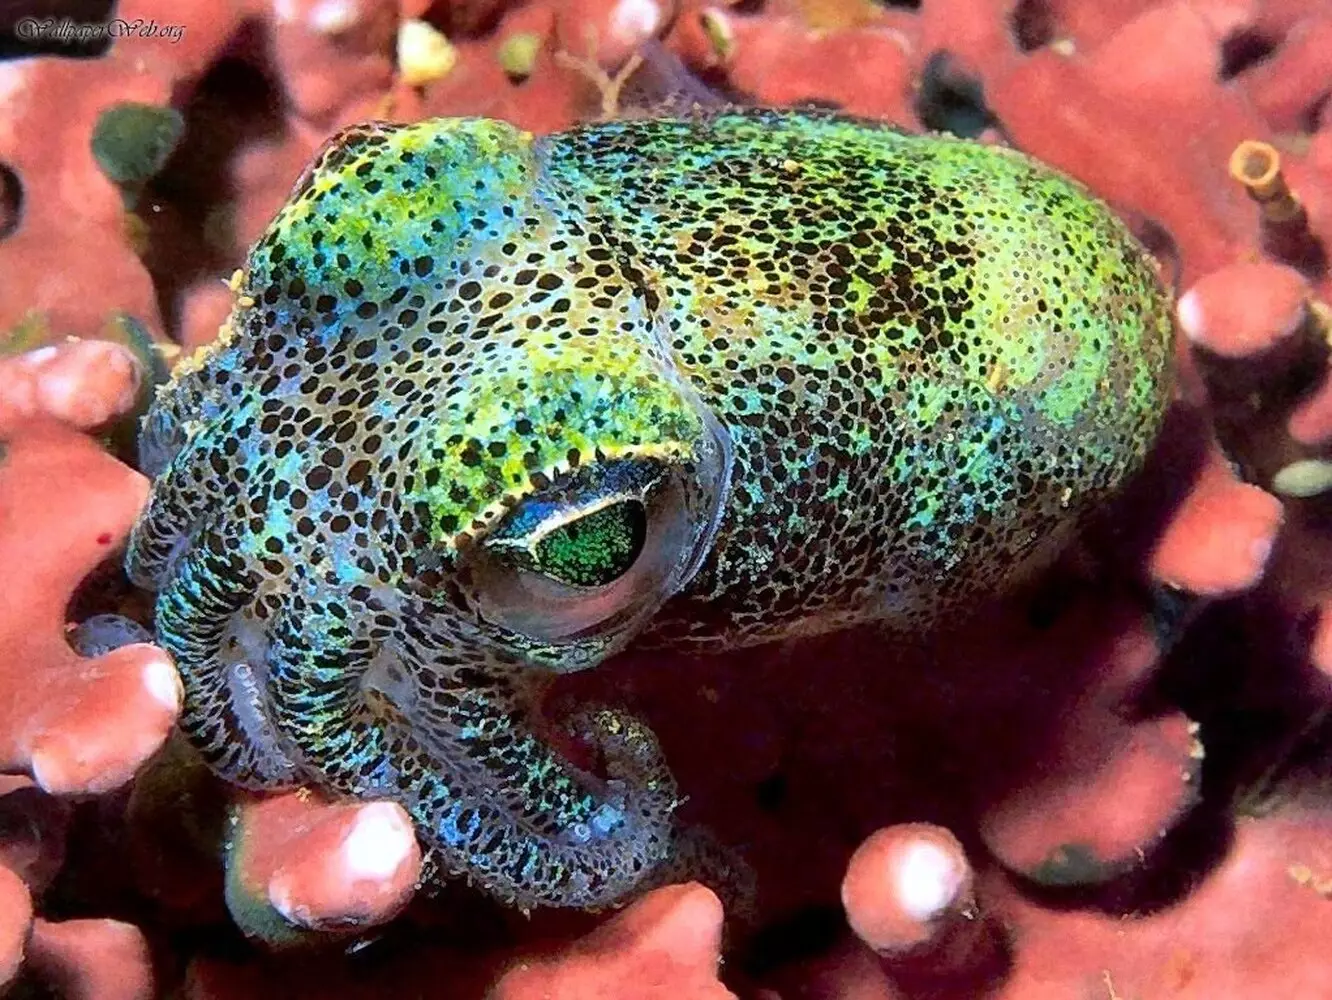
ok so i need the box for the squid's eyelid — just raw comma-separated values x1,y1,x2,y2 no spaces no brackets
485,482,661,549
481,534,532,554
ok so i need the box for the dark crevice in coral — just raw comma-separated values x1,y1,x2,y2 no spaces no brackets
1304,93,1331,136
1147,583,1205,654
731,0,766,15
892,927,1014,1000
1082,406,1212,583
797,97,846,112
676,60,747,108
871,0,923,10
1158,597,1316,813
0,161,22,241
625,40,734,111
1008,802,1236,917
1022,570,1091,630
753,771,788,812
5,973,59,999
136,42,285,340
739,905,846,978
914,51,999,139
40,790,142,923
1219,29,1277,81
1244,691,1332,810
1131,217,1183,296
1201,310,1332,487
1010,0,1054,52
1264,218,1328,282
420,0,503,40
67,554,156,631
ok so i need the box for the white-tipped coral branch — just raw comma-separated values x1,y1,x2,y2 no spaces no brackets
842,824,1003,988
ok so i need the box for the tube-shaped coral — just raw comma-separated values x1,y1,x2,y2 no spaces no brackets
842,824,1003,990
1231,139,1328,276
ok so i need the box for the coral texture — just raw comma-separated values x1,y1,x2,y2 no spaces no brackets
0,345,168,995
1,0,1332,997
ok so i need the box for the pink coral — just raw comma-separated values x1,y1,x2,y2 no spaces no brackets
0,340,144,434
0,422,179,795
26,918,156,1000
840,823,1001,991
0,861,34,987
224,791,422,943
3,0,1332,997
832,810,1332,999
491,883,733,1000
0,344,174,993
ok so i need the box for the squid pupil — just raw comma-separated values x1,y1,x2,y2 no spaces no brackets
534,501,647,587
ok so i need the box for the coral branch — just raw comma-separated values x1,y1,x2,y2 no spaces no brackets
0,425,178,794
1177,260,1311,359
842,824,1004,990
0,340,144,437
490,883,733,1000
224,791,422,945
1149,435,1283,596
1230,139,1328,276
0,864,33,991
26,918,155,1000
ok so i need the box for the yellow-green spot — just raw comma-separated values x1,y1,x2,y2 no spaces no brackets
1272,459,1332,498
498,32,543,82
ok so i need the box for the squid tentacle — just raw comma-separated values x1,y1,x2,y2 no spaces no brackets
263,604,679,909
382,621,654,840
154,542,302,788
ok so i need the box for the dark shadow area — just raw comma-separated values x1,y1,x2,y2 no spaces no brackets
136,34,285,339
1219,28,1277,80
1081,404,1211,581
739,904,846,979
914,52,999,139
417,0,504,40
0,161,22,242
1010,0,1054,52
1005,801,1236,917
1131,216,1183,296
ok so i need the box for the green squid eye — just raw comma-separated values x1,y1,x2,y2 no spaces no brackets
531,500,647,587
464,444,731,647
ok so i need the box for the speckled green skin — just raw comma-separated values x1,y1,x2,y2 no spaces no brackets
126,109,1174,910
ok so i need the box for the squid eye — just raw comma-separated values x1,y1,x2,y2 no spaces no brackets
460,448,729,652
530,500,647,587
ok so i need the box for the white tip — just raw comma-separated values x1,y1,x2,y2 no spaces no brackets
611,0,662,43
28,748,58,794
268,880,300,923
896,841,963,921
0,62,33,109
142,654,183,712
1249,532,1276,567
1176,288,1205,341
341,802,414,881
311,0,359,34
22,345,58,368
